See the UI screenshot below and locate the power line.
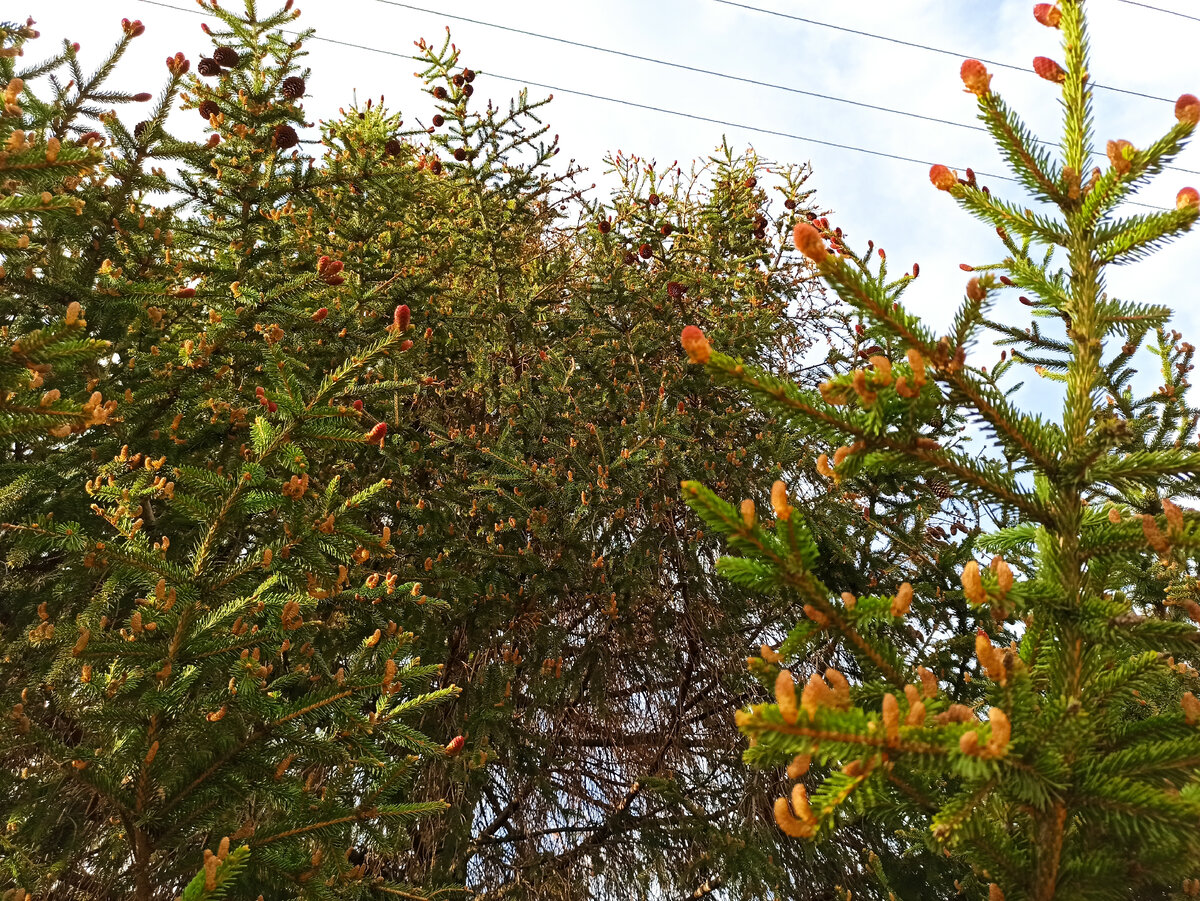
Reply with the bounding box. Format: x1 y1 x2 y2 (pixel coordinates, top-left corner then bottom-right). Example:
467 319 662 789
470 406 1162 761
1113 0 1200 22
711 0 1177 105
471 73 1170 212
372 0 1200 176
374 1 992 135
130 0 1171 211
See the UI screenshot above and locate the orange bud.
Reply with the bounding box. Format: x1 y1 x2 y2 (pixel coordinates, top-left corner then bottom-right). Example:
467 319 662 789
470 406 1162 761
929 164 957 191
961 560 986 605
816 453 834 479
786 753 811 779
825 668 851 708
1184 691 1200 726
310 307 328 322
1033 3 1061 26
1033 57 1066 84
1143 514 1171 555
891 582 913 617
852 370 876 405
906 700 926 726
773 789 815 838
918 666 938 699
966 278 986 301
365 422 387 446
792 222 828 262
1163 498 1184 535
882 692 900 745
987 707 1011 755
771 480 792 521
868 354 892 385
1107 139 1135 175
803 603 829 626
1177 187 1200 210
801 673 832 718
680 325 711 364
393 304 411 332
996 559 1014 595
960 59 992 96
959 730 980 755
445 735 465 756
775 670 799 724
1177 94 1200 126
740 498 757 528
976 629 1004 680
907 348 928 386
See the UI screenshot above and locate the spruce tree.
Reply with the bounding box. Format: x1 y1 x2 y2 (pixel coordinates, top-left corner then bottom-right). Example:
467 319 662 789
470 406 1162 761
1 7 458 898
682 2 1200 898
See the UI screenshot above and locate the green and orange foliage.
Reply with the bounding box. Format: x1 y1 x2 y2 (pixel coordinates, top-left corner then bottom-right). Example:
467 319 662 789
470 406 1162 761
2 6 458 898
684 1 1200 898
3 3 984 899
0 14 168 469
297 31 969 898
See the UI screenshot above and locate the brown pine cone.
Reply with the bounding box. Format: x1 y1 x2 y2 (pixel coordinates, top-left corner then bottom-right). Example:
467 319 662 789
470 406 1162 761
784 199 796 210
212 46 240 67
623 251 637 265
198 100 219 120
647 193 660 206
660 223 672 236
432 114 445 127
666 281 685 299
384 138 403 156
273 124 299 150
638 243 653 259
453 147 467 161
197 57 221 77
744 176 757 188
463 68 476 83
927 477 954 500
281 76 306 99
597 220 611 234
452 74 464 87
433 86 448 100
133 121 149 140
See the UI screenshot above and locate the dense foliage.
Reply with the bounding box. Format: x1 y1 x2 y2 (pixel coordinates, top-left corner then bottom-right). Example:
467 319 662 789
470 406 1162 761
6 1 1198 899
1 4 923 899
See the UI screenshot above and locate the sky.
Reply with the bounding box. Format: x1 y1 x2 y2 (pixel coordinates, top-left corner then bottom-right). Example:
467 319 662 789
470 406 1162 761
25 0 1200 407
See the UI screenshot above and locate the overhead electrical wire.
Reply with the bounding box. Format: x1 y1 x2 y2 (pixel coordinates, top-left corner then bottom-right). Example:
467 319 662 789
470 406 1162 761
1113 0 1200 23
130 0 1172 211
710 0 1177 105
371 0 1199 176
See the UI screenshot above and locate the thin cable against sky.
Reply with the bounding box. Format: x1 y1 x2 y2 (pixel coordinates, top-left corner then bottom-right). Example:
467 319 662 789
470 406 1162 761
1113 0 1200 23
710 0 1177 105
128 0 1172 211
371 0 1200 176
